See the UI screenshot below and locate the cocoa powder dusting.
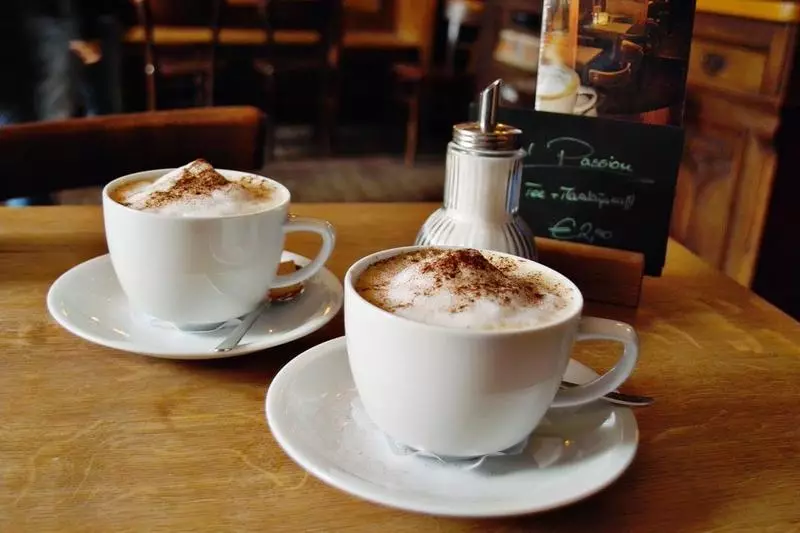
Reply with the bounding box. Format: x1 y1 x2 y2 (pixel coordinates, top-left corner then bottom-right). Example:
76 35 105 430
122 159 273 211
355 249 563 316
416 250 545 311
135 167 230 210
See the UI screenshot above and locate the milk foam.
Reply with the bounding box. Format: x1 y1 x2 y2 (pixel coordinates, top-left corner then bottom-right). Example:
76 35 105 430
537 64 575 98
118 159 280 217
356 249 575 330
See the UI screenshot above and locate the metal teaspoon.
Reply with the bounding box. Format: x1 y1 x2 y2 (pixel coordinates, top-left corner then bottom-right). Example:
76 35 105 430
214 300 271 353
213 287 306 353
560 380 655 408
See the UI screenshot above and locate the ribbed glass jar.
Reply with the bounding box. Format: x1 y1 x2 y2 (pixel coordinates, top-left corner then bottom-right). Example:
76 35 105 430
414 142 537 260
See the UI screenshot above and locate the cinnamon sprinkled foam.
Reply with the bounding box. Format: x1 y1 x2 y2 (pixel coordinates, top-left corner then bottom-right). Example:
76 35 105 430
116 159 280 216
355 249 575 330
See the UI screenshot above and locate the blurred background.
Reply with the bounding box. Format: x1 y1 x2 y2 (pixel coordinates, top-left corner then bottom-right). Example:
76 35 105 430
1 0 798 318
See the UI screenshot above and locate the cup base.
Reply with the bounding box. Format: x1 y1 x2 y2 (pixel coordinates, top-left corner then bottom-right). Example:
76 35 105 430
175 321 230 333
350 394 531 467
130 307 238 333
384 433 531 469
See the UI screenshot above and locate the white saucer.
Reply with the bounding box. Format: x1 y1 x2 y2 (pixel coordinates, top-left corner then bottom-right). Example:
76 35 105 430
266 336 639 518
46 252 343 360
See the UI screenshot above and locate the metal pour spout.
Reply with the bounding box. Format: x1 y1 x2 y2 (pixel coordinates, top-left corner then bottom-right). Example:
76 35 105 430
451 78 521 151
479 79 501 133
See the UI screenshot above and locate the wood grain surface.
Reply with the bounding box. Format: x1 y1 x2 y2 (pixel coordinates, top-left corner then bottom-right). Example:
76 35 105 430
536 238 644 308
1 205 799 533
696 0 800 23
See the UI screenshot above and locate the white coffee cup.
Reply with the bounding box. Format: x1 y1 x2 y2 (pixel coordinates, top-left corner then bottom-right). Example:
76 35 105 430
102 169 335 329
344 246 639 458
536 64 598 115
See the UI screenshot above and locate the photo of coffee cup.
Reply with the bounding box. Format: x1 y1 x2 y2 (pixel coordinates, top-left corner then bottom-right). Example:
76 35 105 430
102 166 335 330
343 246 639 458
536 64 599 115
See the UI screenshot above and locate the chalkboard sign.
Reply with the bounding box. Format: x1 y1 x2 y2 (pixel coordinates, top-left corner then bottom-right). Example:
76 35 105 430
471 105 684 276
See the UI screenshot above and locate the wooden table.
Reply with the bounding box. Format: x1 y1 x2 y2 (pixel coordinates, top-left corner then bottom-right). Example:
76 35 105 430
124 0 439 51
576 45 604 69
2 205 799 532
583 22 635 38
581 22 639 60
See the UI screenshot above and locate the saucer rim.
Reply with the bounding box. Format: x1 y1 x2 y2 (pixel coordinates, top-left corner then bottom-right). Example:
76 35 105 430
46 252 343 360
266 336 639 518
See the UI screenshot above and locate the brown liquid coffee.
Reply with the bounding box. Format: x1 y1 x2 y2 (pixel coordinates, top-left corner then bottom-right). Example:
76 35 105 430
355 248 575 330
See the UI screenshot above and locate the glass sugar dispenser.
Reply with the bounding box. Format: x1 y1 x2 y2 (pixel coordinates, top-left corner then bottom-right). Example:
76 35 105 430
415 79 537 260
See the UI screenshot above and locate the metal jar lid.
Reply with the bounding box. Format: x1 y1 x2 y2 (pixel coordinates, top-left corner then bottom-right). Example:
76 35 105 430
452 79 522 152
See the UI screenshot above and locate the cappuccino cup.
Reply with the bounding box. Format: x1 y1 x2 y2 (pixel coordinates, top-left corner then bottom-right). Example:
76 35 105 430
102 169 335 329
344 246 639 458
536 64 598 115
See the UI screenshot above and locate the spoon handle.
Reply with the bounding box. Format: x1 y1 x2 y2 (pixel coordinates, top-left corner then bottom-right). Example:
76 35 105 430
560 380 655 407
214 301 270 353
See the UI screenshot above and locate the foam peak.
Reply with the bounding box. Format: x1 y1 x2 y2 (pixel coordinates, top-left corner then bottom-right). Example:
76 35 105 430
116 159 279 216
355 249 575 330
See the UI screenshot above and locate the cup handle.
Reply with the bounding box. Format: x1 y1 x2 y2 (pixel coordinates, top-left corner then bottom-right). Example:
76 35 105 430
550 317 639 408
271 215 336 288
573 86 598 115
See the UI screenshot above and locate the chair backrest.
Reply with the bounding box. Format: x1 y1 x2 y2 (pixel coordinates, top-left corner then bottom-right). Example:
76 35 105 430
255 0 344 66
131 0 224 109
604 0 648 24
588 63 633 88
620 39 644 70
0 106 267 201
133 0 224 28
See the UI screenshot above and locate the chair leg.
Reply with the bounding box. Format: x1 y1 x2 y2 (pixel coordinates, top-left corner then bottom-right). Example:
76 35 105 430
204 70 215 107
145 67 157 111
319 96 333 157
261 71 277 162
317 67 339 157
193 73 205 107
265 114 277 164
323 89 338 156
404 82 422 167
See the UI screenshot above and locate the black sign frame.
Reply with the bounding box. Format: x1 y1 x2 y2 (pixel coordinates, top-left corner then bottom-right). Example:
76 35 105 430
471 105 685 276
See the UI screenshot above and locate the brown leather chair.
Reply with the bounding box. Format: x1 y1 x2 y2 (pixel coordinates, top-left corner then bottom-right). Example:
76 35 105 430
0 106 267 201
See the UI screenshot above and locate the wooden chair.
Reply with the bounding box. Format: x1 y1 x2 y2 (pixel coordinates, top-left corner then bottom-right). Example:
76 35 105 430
392 0 473 166
620 39 644 75
588 62 633 88
251 0 344 159
0 106 266 201
623 19 662 55
131 0 224 111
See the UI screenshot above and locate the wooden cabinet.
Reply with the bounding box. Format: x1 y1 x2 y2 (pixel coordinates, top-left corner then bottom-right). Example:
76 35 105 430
672 123 746 270
673 8 798 309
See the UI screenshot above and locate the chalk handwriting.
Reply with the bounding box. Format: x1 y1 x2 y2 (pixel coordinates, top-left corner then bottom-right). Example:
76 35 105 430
524 183 547 199
524 183 635 210
525 137 634 174
547 217 614 243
